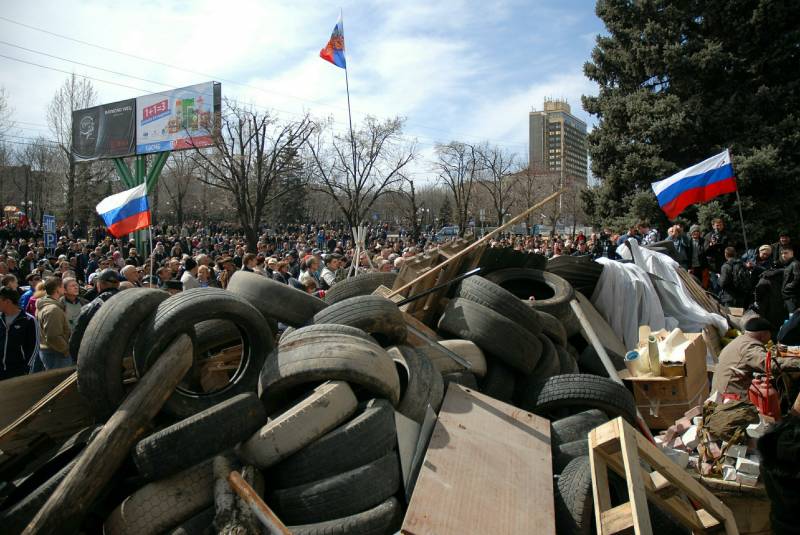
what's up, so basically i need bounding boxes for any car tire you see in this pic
[312,295,407,346]
[484,268,574,319]
[456,276,542,335]
[227,270,327,327]
[268,452,401,525]
[133,393,266,480]
[538,311,567,347]
[390,346,444,423]
[288,496,402,535]
[77,288,169,419]
[554,456,594,535]
[133,288,272,419]
[239,381,358,469]
[528,374,637,424]
[419,339,487,378]
[268,399,396,489]
[323,272,398,305]
[480,360,516,404]
[437,298,541,374]
[259,328,400,412]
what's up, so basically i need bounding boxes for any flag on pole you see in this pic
[320,14,346,68]
[96,183,151,237]
[651,149,737,220]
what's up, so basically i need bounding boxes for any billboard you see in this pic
[136,82,221,155]
[71,99,136,161]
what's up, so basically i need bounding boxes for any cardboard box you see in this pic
[620,333,709,430]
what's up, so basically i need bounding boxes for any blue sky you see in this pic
[0,0,605,173]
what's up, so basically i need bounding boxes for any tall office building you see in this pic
[528,99,588,186]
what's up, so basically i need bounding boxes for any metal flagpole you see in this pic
[341,10,359,222]
[729,148,749,252]
[149,225,155,284]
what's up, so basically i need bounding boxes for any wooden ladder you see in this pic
[589,417,739,535]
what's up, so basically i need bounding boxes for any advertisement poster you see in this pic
[136,82,220,155]
[71,99,136,161]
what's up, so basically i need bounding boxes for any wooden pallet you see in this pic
[589,417,739,535]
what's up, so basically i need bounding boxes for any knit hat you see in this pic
[758,244,773,255]
[689,225,701,234]
[744,317,773,332]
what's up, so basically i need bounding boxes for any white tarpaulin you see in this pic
[591,256,673,350]
[617,239,728,336]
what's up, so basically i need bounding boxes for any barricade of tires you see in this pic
[1,267,646,534]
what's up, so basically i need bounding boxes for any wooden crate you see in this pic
[589,417,739,534]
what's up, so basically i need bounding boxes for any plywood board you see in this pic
[401,384,555,535]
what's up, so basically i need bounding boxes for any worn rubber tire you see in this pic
[168,506,214,535]
[269,452,401,525]
[457,276,542,335]
[104,460,215,535]
[560,308,582,338]
[528,374,637,424]
[323,272,398,305]
[390,346,444,423]
[556,344,580,374]
[513,334,561,408]
[312,295,407,346]
[77,288,169,419]
[133,393,266,480]
[437,298,541,374]
[133,288,272,419]
[553,439,590,473]
[555,456,593,535]
[193,319,242,355]
[240,381,358,469]
[578,346,626,378]
[538,311,568,347]
[268,399,396,489]
[442,371,479,390]
[279,324,377,346]
[259,329,400,412]
[419,339,487,378]
[480,360,516,403]
[288,496,402,535]
[227,270,327,327]
[551,410,608,446]
[485,268,574,319]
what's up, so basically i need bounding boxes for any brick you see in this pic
[663,448,689,469]
[735,457,760,476]
[736,472,759,487]
[725,444,748,459]
[675,417,692,434]
[701,462,713,476]
[683,406,703,419]
[681,425,700,450]
[663,426,677,443]
[722,466,737,481]
[668,436,685,450]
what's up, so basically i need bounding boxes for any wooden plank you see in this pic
[23,335,194,535]
[618,420,653,534]
[0,367,76,430]
[0,370,93,466]
[601,502,634,534]
[575,292,627,356]
[401,384,554,535]
[589,442,612,532]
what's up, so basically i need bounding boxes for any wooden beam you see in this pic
[23,335,194,535]
[387,190,563,298]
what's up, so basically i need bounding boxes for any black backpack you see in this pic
[732,261,754,295]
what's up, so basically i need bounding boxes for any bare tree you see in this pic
[307,116,415,230]
[475,143,516,225]
[191,100,315,250]
[15,138,58,223]
[161,151,199,226]
[47,74,97,226]
[0,86,13,137]
[511,162,557,229]
[434,142,477,237]
[397,175,421,240]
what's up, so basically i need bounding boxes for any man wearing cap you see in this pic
[84,269,121,301]
[711,317,773,399]
[771,232,792,267]
[0,287,38,379]
[36,277,71,370]
[181,258,200,290]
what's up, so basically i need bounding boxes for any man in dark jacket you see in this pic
[0,287,38,379]
[703,218,729,273]
[719,247,750,307]
[771,232,792,266]
[781,245,800,315]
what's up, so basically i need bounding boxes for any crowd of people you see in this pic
[0,217,795,383]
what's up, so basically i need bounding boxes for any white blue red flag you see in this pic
[651,149,737,220]
[96,183,151,237]
[320,14,346,69]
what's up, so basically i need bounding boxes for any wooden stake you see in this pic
[387,189,563,298]
[23,335,194,535]
[228,470,293,535]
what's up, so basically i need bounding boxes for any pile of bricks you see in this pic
[653,392,768,488]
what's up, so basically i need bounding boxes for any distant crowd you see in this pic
[0,217,794,381]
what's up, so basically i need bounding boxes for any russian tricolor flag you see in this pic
[96,183,151,238]
[651,149,737,220]
[320,14,346,69]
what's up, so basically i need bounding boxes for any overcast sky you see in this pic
[0,0,604,177]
